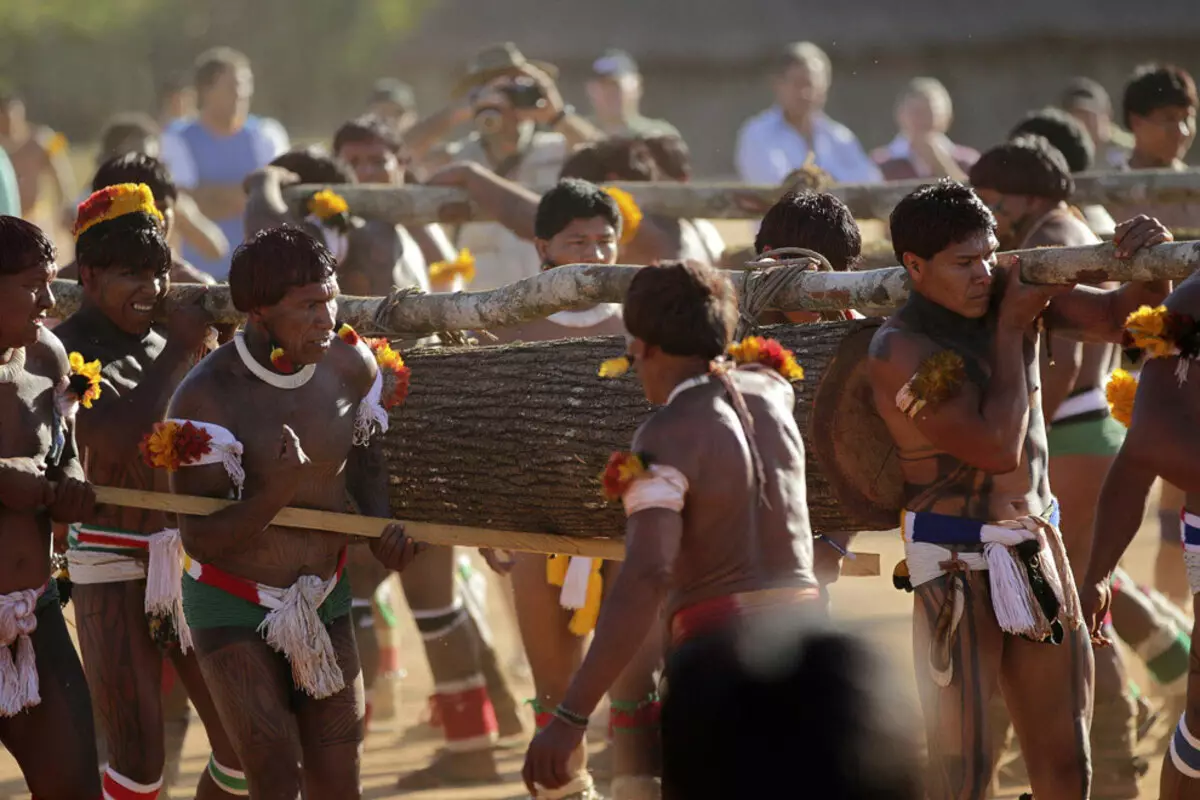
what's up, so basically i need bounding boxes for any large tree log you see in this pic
[286,168,1200,224]
[383,320,885,537]
[49,240,1200,334]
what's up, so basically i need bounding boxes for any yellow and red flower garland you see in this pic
[1105,369,1138,428]
[428,249,476,285]
[596,337,806,382]
[66,352,103,408]
[139,420,213,471]
[307,189,351,232]
[600,451,649,501]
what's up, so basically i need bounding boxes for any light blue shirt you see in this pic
[735,106,881,185]
[0,148,19,217]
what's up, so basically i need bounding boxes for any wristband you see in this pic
[553,703,589,729]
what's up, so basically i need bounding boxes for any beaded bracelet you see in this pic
[553,703,590,729]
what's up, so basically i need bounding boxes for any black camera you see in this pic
[501,78,544,109]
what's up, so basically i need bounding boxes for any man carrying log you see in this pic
[479,178,662,800]
[523,259,821,799]
[162,225,419,798]
[867,179,1171,799]
[1080,270,1200,800]
[331,115,461,292]
[0,216,100,797]
[970,136,1149,798]
[54,184,242,800]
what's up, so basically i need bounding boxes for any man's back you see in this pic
[648,367,816,616]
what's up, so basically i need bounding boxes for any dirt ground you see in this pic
[0,504,1183,799]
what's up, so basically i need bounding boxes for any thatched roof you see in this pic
[397,0,1200,66]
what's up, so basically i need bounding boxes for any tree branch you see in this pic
[284,168,1200,224]
[48,240,1200,335]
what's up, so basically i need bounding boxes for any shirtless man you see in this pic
[54,184,240,800]
[480,179,662,800]
[970,136,1145,798]
[58,153,216,285]
[0,215,99,797]
[1080,271,1200,799]
[331,115,461,293]
[0,94,75,220]
[166,225,419,798]
[558,137,725,266]
[523,259,822,799]
[867,179,1170,799]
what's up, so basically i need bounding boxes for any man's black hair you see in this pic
[229,225,337,312]
[889,180,996,262]
[269,148,355,185]
[1010,107,1094,173]
[0,216,56,276]
[534,178,621,240]
[76,212,171,278]
[98,113,160,164]
[93,153,177,212]
[559,138,659,183]
[754,191,861,270]
[969,135,1074,203]
[1122,63,1198,128]
[332,115,409,161]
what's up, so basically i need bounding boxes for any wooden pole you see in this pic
[284,168,1200,224]
[48,240,1200,334]
[90,486,881,576]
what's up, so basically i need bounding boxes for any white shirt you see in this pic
[735,107,881,185]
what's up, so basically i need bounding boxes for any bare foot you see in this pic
[394,749,499,790]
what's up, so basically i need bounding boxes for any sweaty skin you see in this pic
[165,277,409,798]
[867,219,1169,800]
[1080,272,1200,800]
[54,291,240,796]
[0,313,101,796]
[524,363,819,794]
[649,368,817,618]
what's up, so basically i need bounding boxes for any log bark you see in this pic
[286,168,1200,224]
[48,239,1200,334]
[383,320,875,536]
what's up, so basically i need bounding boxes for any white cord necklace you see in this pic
[234,333,316,390]
[0,348,27,383]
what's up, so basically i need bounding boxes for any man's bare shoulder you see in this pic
[31,326,69,380]
[170,345,240,419]
[330,336,377,397]
[1165,271,1200,315]
[868,318,936,369]
[1025,211,1097,249]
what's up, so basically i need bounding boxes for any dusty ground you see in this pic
[0,510,1181,799]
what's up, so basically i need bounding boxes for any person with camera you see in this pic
[406,43,601,290]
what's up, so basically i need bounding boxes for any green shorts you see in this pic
[1047,412,1126,458]
[181,571,352,630]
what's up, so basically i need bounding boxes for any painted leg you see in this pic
[1089,632,1145,799]
[604,561,662,800]
[912,572,1005,800]
[170,646,244,799]
[75,582,167,791]
[0,601,101,799]
[396,546,499,789]
[191,626,305,800]
[297,615,364,800]
[512,551,594,799]
[1002,624,1094,799]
